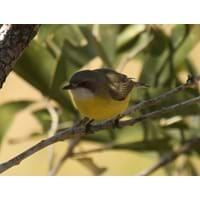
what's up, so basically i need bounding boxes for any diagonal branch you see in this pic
[138,137,200,176]
[0,24,40,88]
[120,75,200,118]
[0,76,199,174]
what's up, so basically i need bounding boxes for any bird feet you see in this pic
[112,115,122,129]
[85,119,94,133]
[75,117,94,133]
[75,117,90,127]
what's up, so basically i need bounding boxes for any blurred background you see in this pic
[0,24,200,175]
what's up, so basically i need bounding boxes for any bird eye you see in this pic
[78,80,95,92]
[80,81,89,87]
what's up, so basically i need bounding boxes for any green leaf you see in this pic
[187,159,198,176]
[163,121,189,130]
[140,29,169,86]
[80,27,113,68]
[37,25,65,42]
[116,31,153,70]
[85,130,115,143]
[185,58,198,76]
[116,24,146,49]
[38,25,85,47]
[174,25,200,67]
[171,24,189,49]
[0,101,33,143]
[49,40,97,114]
[52,25,85,47]
[99,24,119,64]
[76,157,106,175]
[51,40,96,93]
[14,40,57,95]
[114,138,172,152]
[32,109,52,134]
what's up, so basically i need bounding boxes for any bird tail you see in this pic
[132,81,149,88]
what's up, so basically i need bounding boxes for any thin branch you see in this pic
[45,100,59,174]
[119,75,200,118]
[51,138,171,173]
[51,139,157,175]
[0,24,40,88]
[138,137,200,176]
[50,138,81,175]
[49,118,90,175]
[51,142,113,175]
[0,76,199,174]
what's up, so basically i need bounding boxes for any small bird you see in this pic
[63,68,148,121]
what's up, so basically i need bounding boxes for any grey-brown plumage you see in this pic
[65,68,148,101]
[95,68,148,101]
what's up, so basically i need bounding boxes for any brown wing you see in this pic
[97,69,134,101]
[108,77,134,101]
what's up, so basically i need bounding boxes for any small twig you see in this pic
[49,117,90,175]
[45,99,59,174]
[138,137,200,176]
[0,76,199,174]
[51,140,154,175]
[50,137,81,175]
[119,75,200,118]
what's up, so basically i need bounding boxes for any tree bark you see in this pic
[0,24,40,88]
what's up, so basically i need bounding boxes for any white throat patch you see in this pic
[71,87,94,100]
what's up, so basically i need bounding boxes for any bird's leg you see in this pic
[73,117,94,134]
[112,115,122,129]
[85,119,94,133]
[74,117,90,127]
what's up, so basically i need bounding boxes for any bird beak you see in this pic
[62,83,78,90]
[62,83,73,90]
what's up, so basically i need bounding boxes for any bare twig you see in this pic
[0,76,199,174]
[119,75,200,118]
[138,137,200,176]
[51,138,171,174]
[50,138,81,175]
[45,100,59,174]
[51,140,149,175]
[0,24,40,88]
[50,117,90,175]
[51,142,113,175]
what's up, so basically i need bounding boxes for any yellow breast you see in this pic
[70,88,130,120]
